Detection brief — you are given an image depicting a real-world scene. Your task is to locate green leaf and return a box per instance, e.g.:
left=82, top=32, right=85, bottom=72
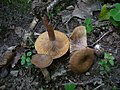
left=26, top=57, right=31, bottom=63
left=27, top=51, right=32, bottom=57
left=99, top=60, right=107, bottom=66
left=104, top=53, right=109, bottom=59
left=101, top=60, right=107, bottom=65
left=110, top=9, right=120, bottom=21
left=64, top=83, right=76, bottom=90
left=109, top=55, right=115, bottom=60
left=109, top=59, right=114, bottom=66
left=109, top=3, right=120, bottom=21
left=21, top=59, right=25, bottom=65
left=109, top=53, right=114, bottom=59
left=99, top=4, right=110, bottom=21
left=27, top=62, right=32, bottom=66
left=86, top=24, right=93, bottom=33
left=104, top=52, right=115, bottom=60
left=110, top=9, right=117, bottom=17
left=110, top=17, right=120, bottom=27
left=98, top=61, right=102, bottom=65
left=104, top=65, right=110, bottom=72
left=115, top=3, right=120, bottom=10
left=21, top=54, right=26, bottom=60
left=84, top=18, right=93, bottom=33
left=85, top=18, right=92, bottom=25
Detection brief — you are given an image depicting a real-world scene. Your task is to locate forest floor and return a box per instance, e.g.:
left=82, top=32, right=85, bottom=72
left=0, top=0, right=120, bottom=90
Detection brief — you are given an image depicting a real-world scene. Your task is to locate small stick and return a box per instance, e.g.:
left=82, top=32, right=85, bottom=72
left=93, top=83, right=104, bottom=90
left=29, top=17, right=39, bottom=31
left=61, top=78, right=102, bottom=86
left=90, top=27, right=114, bottom=46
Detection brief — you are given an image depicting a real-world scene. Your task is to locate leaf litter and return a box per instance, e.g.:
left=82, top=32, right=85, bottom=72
left=0, top=0, right=120, bottom=90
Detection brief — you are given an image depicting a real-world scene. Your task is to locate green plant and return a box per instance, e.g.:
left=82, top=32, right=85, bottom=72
left=99, top=3, right=120, bottom=27
left=64, top=83, right=76, bottom=90
left=112, top=86, right=117, bottom=90
left=84, top=18, right=93, bottom=33
left=20, top=51, right=32, bottom=68
left=99, top=52, right=115, bottom=73
left=48, top=12, right=54, bottom=19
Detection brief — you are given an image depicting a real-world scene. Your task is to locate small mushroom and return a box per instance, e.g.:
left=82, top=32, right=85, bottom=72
left=35, top=15, right=69, bottom=59
left=68, top=47, right=95, bottom=74
left=31, top=54, right=53, bottom=81
left=70, top=26, right=87, bottom=53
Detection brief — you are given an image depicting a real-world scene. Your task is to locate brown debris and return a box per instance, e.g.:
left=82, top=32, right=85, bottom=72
left=0, top=51, right=15, bottom=68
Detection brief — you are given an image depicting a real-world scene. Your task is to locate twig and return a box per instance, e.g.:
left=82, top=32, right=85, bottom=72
left=90, top=27, right=114, bottom=46
left=61, top=78, right=102, bottom=86
left=0, top=85, right=5, bottom=90
left=29, top=17, right=39, bottom=31
left=65, top=23, right=71, bottom=36
left=23, top=17, right=39, bottom=43
left=93, top=83, right=104, bottom=90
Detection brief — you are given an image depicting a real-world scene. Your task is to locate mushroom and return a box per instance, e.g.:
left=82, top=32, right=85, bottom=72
left=31, top=54, right=53, bottom=81
left=68, top=26, right=95, bottom=74
left=70, top=26, right=87, bottom=53
left=35, top=15, right=69, bottom=59
left=68, top=47, right=95, bottom=74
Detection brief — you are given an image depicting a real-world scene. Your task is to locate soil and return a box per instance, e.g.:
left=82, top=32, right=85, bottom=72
left=0, top=1, right=120, bottom=90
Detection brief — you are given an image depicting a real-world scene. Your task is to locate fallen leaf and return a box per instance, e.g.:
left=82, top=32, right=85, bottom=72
left=11, top=44, right=29, bottom=68
left=60, top=1, right=101, bottom=24
left=73, top=1, right=101, bottom=19
left=0, top=50, right=15, bottom=68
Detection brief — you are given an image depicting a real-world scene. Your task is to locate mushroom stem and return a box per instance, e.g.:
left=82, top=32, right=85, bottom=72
left=43, top=15, right=55, bottom=41
left=40, top=68, right=51, bottom=82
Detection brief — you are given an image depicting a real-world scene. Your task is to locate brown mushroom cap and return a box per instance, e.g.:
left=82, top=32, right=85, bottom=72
left=31, top=54, right=53, bottom=68
left=35, top=30, right=69, bottom=59
left=70, top=26, right=87, bottom=53
left=68, top=47, right=95, bottom=74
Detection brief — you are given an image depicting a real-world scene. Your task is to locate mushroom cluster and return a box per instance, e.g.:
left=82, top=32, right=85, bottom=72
left=68, top=26, right=95, bottom=74
left=31, top=15, right=69, bottom=81
left=32, top=14, right=95, bottom=81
